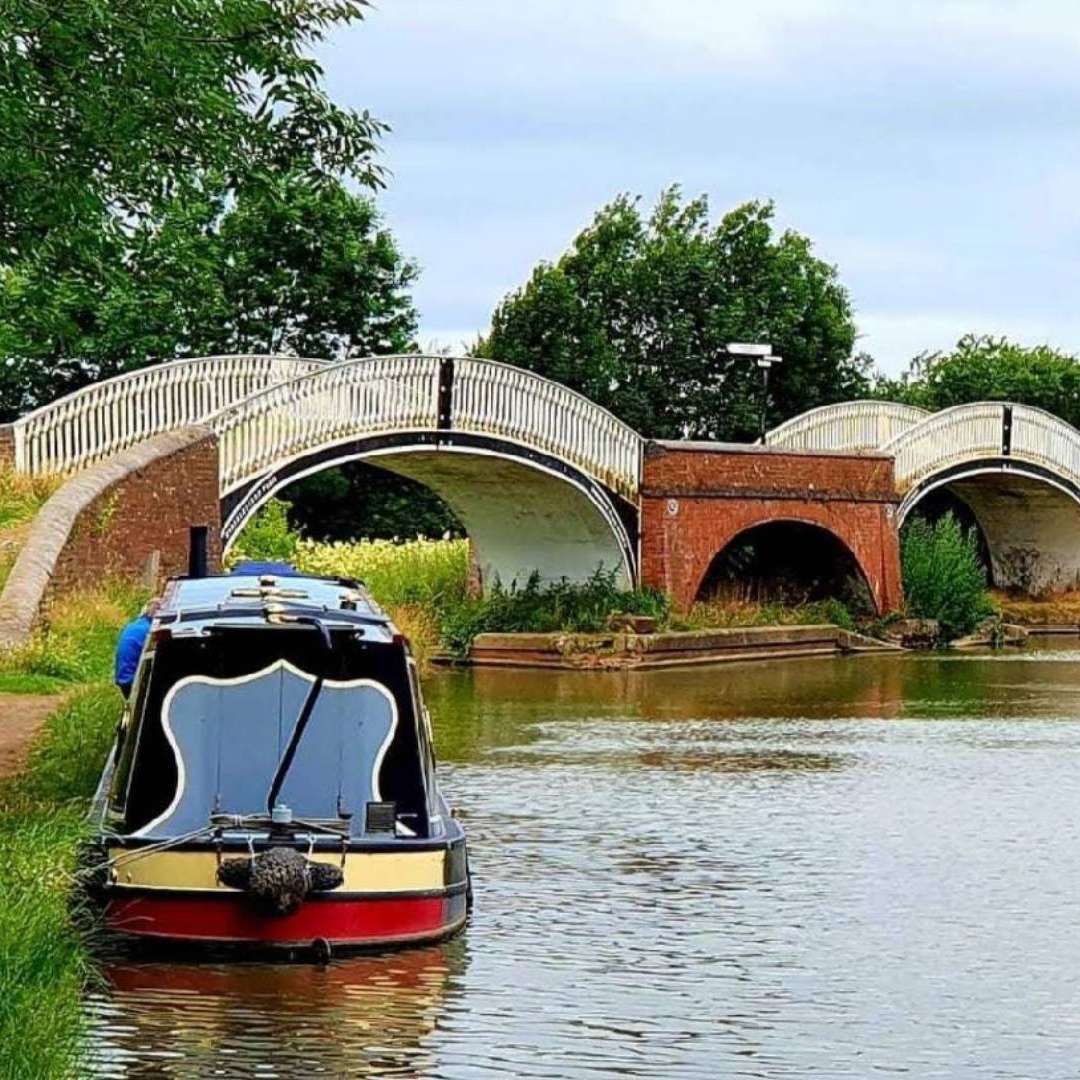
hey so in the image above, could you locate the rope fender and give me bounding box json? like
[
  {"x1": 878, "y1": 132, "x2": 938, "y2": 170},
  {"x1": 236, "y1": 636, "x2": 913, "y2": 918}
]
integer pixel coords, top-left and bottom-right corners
[{"x1": 217, "y1": 847, "x2": 344, "y2": 915}]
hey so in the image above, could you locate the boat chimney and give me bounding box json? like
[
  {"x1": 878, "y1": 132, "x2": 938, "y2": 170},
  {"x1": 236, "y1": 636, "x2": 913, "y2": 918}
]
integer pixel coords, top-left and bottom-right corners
[{"x1": 187, "y1": 525, "x2": 209, "y2": 578}]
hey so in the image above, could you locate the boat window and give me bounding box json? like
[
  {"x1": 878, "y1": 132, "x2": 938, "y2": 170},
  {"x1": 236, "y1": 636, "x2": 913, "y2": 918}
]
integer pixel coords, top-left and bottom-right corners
[{"x1": 107, "y1": 650, "x2": 156, "y2": 818}]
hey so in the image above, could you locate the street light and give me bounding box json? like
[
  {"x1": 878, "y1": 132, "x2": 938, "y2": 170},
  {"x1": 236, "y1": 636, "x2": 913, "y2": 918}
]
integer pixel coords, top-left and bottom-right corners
[{"x1": 726, "y1": 342, "x2": 783, "y2": 442}]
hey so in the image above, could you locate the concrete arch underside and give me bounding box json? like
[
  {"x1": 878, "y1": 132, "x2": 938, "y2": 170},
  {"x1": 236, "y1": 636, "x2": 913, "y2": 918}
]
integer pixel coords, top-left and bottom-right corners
[
  {"x1": 902, "y1": 460, "x2": 1080, "y2": 595},
  {"x1": 220, "y1": 432, "x2": 638, "y2": 591}
]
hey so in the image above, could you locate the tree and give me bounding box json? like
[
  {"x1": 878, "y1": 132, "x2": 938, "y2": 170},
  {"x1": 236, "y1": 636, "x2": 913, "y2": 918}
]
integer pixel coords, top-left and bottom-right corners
[
  {"x1": 479, "y1": 188, "x2": 869, "y2": 441},
  {"x1": 0, "y1": 178, "x2": 419, "y2": 418},
  {"x1": 877, "y1": 335, "x2": 1080, "y2": 429},
  {"x1": 0, "y1": 1, "x2": 399, "y2": 418},
  {"x1": 0, "y1": 1, "x2": 383, "y2": 256},
  {"x1": 285, "y1": 462, "x2": 463, "y2": 542}
]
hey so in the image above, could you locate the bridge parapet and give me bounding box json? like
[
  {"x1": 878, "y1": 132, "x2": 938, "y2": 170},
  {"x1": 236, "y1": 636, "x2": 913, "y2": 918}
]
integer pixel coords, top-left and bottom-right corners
[
  {"x1": 210, "y1": 354, "x2": 644, "y2": 501},
  {"x1": 883, "y1": 402, "x2": 1080, "y2": 510},
  {"x1": 12, "y1": 354, "x2": 327, "y2": 475},
  {"x1": 766, "y1": 400, "x2": 929, "y2": 452}
]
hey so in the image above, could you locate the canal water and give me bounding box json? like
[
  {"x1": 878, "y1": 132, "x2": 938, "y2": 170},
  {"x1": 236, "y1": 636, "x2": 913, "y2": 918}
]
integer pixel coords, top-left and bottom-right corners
[{"x1": 86, "y1": 641, "x2": 1080, "y2": 1078}]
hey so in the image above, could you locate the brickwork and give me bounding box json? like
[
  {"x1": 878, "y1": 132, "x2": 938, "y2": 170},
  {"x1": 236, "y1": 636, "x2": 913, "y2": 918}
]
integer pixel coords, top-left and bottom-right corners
[
  {"x1": 0, "y1": 428, "x2": 222, "y2": 646},
  {"x1": 46, "y1": 433, "x2": 222, "y2": 602},
  {"x1": 0, "y1": 425, "x2": 14, "y2": 470},
  {"x1": 640, "y1": 442, "x2": 903, "y2": 613}
]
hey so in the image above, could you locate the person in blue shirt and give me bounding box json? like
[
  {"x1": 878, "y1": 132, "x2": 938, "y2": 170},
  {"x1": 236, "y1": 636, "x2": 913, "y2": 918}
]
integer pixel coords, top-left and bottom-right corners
[{"x1": 114, "y1": 599, "x2": 160, "y2": 698}]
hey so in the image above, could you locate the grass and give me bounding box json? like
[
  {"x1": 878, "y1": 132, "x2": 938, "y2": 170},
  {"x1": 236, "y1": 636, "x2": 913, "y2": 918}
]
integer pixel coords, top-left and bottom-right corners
[
  {"x1": 990, "y1": 588, "x2": 1080, "y2": 627},
  {"x1": 0, "y1": 685, "x2": 122, "y2": 1080},
  {"x1": 0, "y1": 467, "x2": 62, "y2": 595},
  {"x1": 0, "y1": 579, "x2": 148, "y2": 686},
  {"x1": 0, "y1": 577, "x2": 143, "y2": 1077},
  {"x1": 677, "y1": 596, "x2": 857, "y2": 632}
]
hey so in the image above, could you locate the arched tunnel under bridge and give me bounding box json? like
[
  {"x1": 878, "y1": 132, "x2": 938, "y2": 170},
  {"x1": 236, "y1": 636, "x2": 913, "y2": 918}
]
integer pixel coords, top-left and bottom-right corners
[
  {"x1": 902, "y1": 464, "x2": 1080, "y2": 596},
  {"x1": 220, "y1": 434, "x2": 639, "y2": 591}
]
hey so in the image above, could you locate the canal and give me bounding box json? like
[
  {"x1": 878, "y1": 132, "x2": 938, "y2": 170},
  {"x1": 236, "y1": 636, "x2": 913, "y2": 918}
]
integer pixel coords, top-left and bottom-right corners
[{"x1": 86, "y1": 641, "x2": 1080, "y2": 1077}]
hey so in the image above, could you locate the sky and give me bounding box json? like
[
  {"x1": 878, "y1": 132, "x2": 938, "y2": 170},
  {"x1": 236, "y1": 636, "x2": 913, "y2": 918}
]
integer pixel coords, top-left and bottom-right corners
[{"x1": 318, "y1": 1, "x2": 1080, "y2": 376}]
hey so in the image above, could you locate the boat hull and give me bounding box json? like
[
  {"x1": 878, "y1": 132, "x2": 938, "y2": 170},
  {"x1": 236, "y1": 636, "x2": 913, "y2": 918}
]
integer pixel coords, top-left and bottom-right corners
[{"x1": 104, "y1": 889, "x2": 468, "y2": 948}]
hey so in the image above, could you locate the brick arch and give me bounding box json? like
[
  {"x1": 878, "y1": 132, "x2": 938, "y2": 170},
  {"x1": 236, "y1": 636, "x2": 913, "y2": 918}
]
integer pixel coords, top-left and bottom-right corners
[
  {"x1": 638, "y1": 443, "x2": 903, "y2": 614},
  {"x1": 687, "y1": 512, "x2": 879, "y2": 609}
]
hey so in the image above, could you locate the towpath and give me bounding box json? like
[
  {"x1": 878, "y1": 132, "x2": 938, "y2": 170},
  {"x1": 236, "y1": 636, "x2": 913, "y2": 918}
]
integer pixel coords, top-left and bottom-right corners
[{"x1": 0, "y1": 693, "x2": 67, "y2": 779}]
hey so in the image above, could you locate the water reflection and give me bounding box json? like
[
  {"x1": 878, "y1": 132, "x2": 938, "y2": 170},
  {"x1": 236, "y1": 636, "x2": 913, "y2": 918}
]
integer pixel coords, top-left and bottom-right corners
[
  {"x1": 86, "y1": 644, "x2": 1080, "y2": 1078},
  {"x1": 87, "y1": 941, "x2": 467, "y2": 1078}
]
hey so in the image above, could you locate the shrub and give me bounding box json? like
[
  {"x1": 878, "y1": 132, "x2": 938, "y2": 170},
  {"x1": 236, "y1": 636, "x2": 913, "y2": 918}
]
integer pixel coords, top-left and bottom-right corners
[
  {"x1": 901, "y1": 513, "x2": 993, "y2": 640},
  {"x1": 438, "y1": 569, "x2": 671, "y2": 657},
  {"x1": 227, "y1": 497, "x2": 299, "y2": 564}
]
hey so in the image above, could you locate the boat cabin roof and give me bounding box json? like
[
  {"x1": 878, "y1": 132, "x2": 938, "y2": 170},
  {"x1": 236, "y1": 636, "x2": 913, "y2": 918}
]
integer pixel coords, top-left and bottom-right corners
[{"x1": 156, "y1": 572, "x2": 396, "y2": 643}]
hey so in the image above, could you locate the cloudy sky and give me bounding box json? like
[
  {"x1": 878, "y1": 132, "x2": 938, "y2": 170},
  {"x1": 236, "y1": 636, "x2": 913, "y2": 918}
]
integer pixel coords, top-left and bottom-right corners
[{"x1": 318, "y1": 1, "x2": 1080, "y2": 375}]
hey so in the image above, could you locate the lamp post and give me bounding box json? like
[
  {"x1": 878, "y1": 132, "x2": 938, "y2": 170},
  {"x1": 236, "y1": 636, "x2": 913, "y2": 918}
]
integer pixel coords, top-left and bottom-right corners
[{"x1": 726, "y1": 342, "x2": 783, "y2": 442}]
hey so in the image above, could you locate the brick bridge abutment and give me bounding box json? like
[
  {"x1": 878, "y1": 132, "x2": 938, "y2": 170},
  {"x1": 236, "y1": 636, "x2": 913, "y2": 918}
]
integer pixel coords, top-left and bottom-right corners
[{"x1": 638, "y1": 441, "x2": 903, "y2": 614}]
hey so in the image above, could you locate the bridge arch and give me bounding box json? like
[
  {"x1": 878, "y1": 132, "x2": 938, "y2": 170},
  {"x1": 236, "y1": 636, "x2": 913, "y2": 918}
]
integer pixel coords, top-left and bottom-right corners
[
  {"x1": 676, "y1": 504, "x2": 888, "y2": 614},
  {"x1": 889, "y1": 403, "x2": 1080, "y2": 594},
  {"x1": 210, "y1": 355, "x2": 642, "y2": 589},
  {"x1": 694, "y1": 517, "x2": 875, "y2": 610}
]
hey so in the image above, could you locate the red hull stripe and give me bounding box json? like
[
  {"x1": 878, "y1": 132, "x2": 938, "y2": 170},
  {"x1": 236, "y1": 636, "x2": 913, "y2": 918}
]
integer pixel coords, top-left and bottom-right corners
[{"x1": 106, "y1": 892, "x2": 465, "y2": 946}]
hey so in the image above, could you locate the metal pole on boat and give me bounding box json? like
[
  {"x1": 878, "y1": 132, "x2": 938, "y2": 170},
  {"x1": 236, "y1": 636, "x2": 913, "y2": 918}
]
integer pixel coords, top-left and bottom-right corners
[{"x1": 188, "y1": 525, "x2": 209, "y2": 578}]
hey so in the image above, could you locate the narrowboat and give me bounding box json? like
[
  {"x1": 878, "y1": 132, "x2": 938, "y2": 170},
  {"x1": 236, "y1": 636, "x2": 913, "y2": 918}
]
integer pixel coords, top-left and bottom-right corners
[{"x1": 85, "y1": 570, "x2": 469, "y2": 952}]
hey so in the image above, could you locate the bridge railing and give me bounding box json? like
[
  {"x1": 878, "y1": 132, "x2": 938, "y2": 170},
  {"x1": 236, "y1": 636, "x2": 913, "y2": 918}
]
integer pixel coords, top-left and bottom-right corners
[
  {"x1": 451, "y1": 358, "x2": 642, "y2": 499},
  {"x1": 210, "y1": 354, "x2": 643, "y2": 499},
  {"x1": 884, "y1": 402, "x2": 1007, "y2": 491},
  {"x1": 1009, "y1": 404, "x2": 1080, "y2": 489},
  {"x1": 11, "y1": 355, "x2": 327, "y2": 475},
  {"x1": 765, "y1": 400, "x2": 930, "y2": 452},
  {"x1": 212, "y1": 355, "x2": 441, "y2": 492}
]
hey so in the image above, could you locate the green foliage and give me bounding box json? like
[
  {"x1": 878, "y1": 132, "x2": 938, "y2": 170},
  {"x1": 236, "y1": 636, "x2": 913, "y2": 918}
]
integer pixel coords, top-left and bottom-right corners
[
  {"x1": 901, "y1": 513, "x2": 993, "y2": 640},
  {"x1": 0, "y1": 2, "x2": 418, "y2": 418},
  {"x1": 876, "y1": 335, "x2": 1080, "y2": 428},
  {"x1": 0, "y1": 177, "x2": 418, "y2": 418},
  {"x1": 0, "y1": 1, "x2": 383, "y2": 256},
  {"x1": 228, "y1": 497, "x2": 300, "y2": 564},
  {"x1": 0, "y1": 580, "x2": 147, "y2": 685},
  {"x1": 285, "y1": 462, "x2": 462, "y2": 543},
  {"x1": 229, "y1": 498, "x2": 470, "y2": 606},
  {"x1": 0, "y1": 685, "x2": 123, "y2": 1079},
  {"x1": 438, "y1": 570, "x2": 671, "y2": 658},
  {"x1": 294, "y1": 536, "x2": 472, "y2": 609},
  {"x1": 480, "y1": 188, "x2": 869, "y2": 441}
]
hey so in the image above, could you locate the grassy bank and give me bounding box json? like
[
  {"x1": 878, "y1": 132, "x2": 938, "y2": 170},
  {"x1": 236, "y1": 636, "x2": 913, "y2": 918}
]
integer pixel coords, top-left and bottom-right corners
[
  {"x1": 0, "y1": 577, "x2": 142, "y2": 1078},
  {"x1": 0, "y1": 685, "x2": 122, "y2": 1079},
  {"x1": 0, "y1": 466, "x2": 61, "y2": 593}
]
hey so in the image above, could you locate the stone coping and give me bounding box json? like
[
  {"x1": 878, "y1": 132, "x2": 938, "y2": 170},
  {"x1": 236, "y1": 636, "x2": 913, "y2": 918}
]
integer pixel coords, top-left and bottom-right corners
[{"x1": 451, "y1": 624, "x2": 901, "y2": 670}]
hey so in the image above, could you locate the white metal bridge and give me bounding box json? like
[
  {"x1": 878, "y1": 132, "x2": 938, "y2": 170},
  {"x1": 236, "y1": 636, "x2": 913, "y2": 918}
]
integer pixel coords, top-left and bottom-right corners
[
  {"x1": 766, "y1": 399, "x2": 1080, "y2": 519},
  {"x1": 16, "y1": 360, "x2": 1080, "y2": 526},
  {"x1": 9, "y1": 354, "x2": 643, "y2": 584}
]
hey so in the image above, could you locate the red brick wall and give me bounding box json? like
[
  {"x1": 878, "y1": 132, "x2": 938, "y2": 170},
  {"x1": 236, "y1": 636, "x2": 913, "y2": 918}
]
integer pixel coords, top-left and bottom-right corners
[
  {"x1": 45, "y1": 433, "x2": 222, "y2": 603},
  {"x1": 640, "y1": 443, "x2": 903, "y2": 613},
  {"x1": 0, "y1": 426, "x2": 14, "y2": 469}
]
